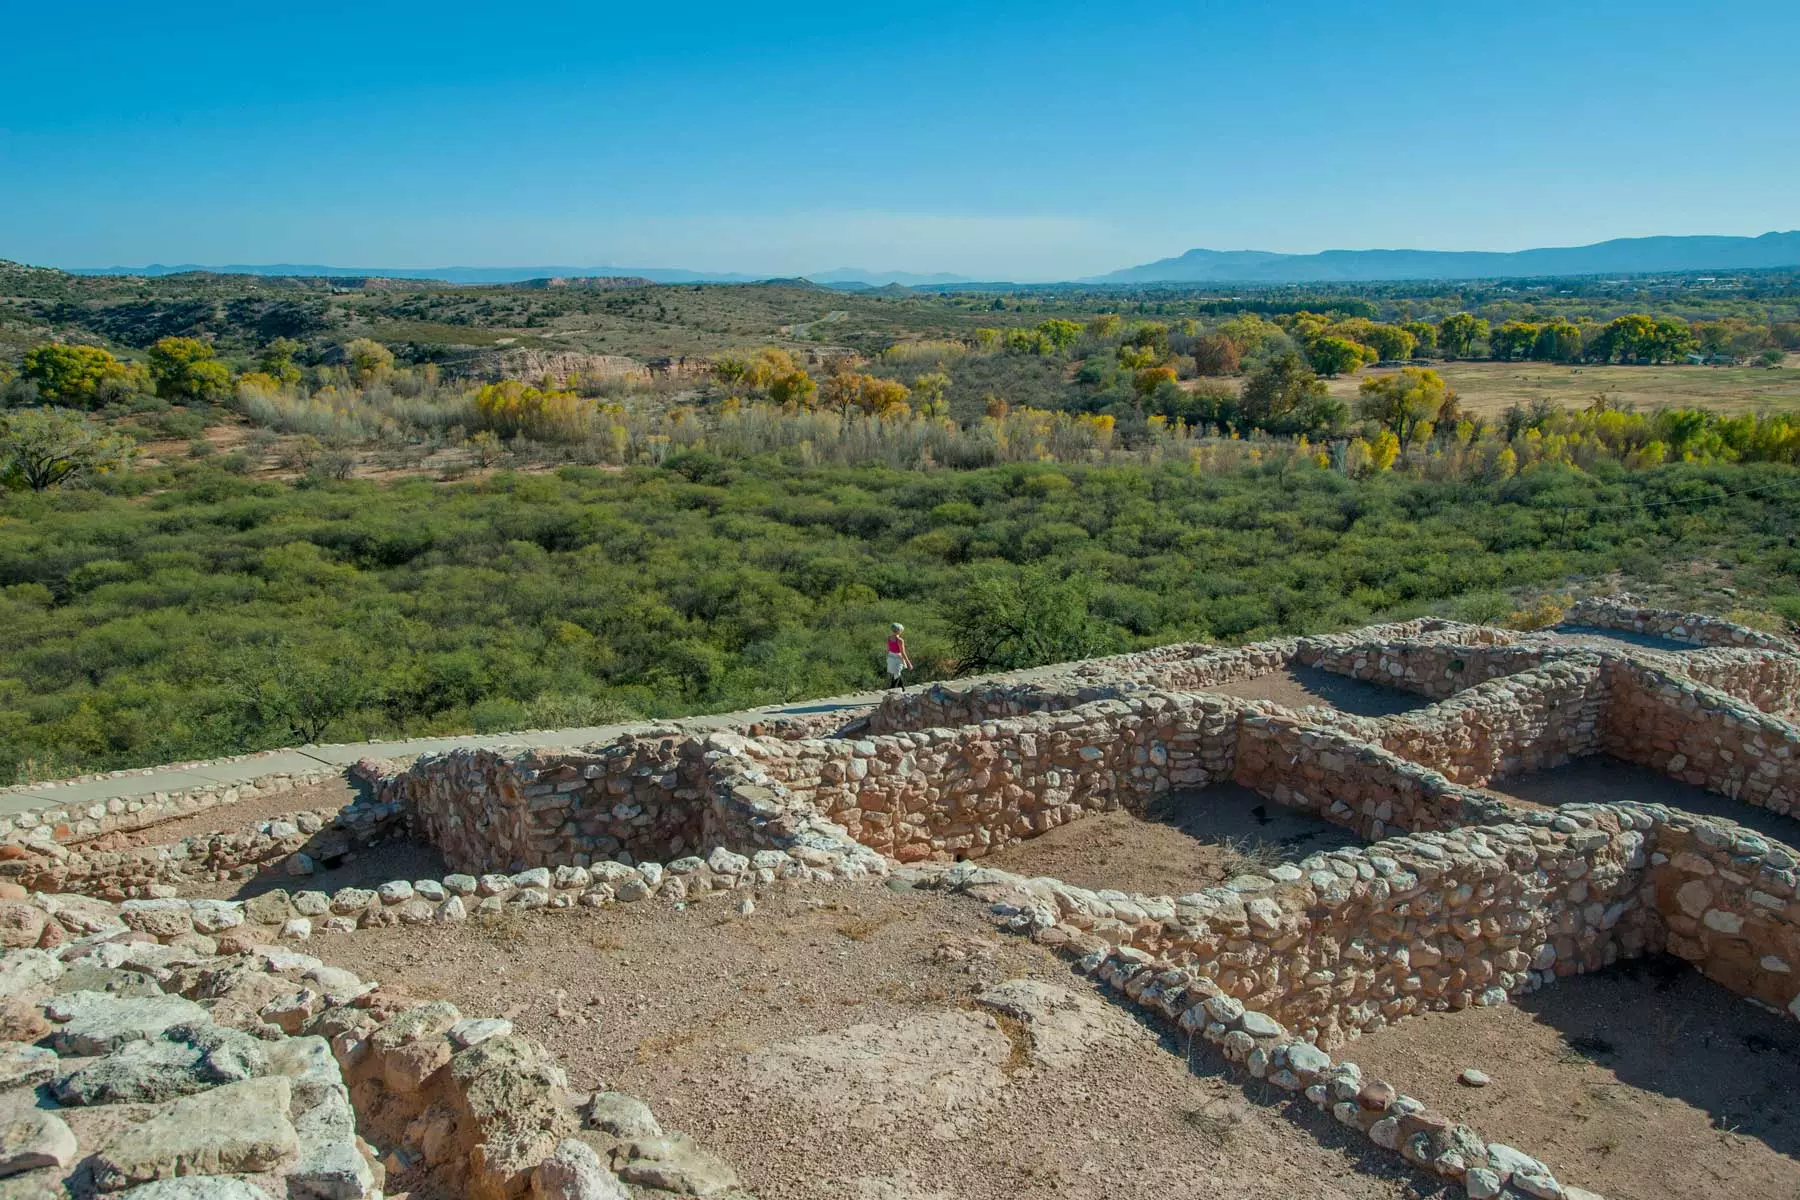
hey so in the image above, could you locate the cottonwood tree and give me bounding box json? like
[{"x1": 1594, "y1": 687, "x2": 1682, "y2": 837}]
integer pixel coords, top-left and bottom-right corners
[
  {"x1": 0, "y1": 408, "x2": 136, "y2": 491},
  {"x1": 1357, "y1": 367, "x2": 1456, "y2": 443},
  {"x1": 1437, "y1": 313, "x2": 1489, "y2": 359},
  {"x1": 147, "y1": 337, "x2": 232, "y2": 403},
  {"x1": 21, "y1": 344, "x2": 146, "y2": 406}
]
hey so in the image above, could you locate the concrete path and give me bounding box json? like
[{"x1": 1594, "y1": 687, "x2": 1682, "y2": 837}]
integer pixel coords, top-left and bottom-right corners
[{"x1": 0, "y1": 689, "x2": 895, "y2": 818}]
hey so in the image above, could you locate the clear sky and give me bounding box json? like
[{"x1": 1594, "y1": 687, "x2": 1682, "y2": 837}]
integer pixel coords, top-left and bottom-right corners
[{"x1": 3, "y1": 0, "x2": 1796, "y2": 280}]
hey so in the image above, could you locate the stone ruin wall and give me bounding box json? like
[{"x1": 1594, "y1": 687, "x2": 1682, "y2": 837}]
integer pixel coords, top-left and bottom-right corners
[
  {"x1": 741, "y1": 693, "x2": 1242, "y2": 863},
  {"x1": 362, "y1": 613, "x2": 1800, "y2": 1041},
  {"x1": 1232, "y1": 717, "x2": 1514, "y2": 842},
  {"x1": 1601, "y1": 659, "x2": 1800, "y2": 816},
  {"x1": 1568, "y1": 594, "x2": 1799, "y2": 653},
  {"x1": 1365, "y1": 658, "x2": 1610, "y2": 786},
  {"x1": 372, "y1": 739, "x2": 708, "y2": 875}
]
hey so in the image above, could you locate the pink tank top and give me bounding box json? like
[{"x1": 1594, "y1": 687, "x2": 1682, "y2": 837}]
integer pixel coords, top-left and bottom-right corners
[{"x1": 887, "y1": 636, "x2": 902, "y2": 654}]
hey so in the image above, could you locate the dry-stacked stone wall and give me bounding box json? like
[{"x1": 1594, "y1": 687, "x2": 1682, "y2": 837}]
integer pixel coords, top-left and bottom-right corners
[
  {"x1": 374, "y1": 739, "x2": 705, "y2": 873},
  {"x1": 1367, "y1": 658, "x2": 1609, "y2": 785},
  {"x1": 1642, "y1": 807, "x2": 1800, "y2": 1015},
  {"x1": 0, "y1": 765, "x2": 335, "y2": 848},
  {"x1": 1603, "y1": 659, "x2": 1800, "y2": 816},
  {"x1": 1567, "y1": 595, "x2": 1799, "y2": 652},
  {"x1": 1293, "y1": 637, "x2": 1552, "y2": 701},
  {"x1": 857, "y1": 679, "x2": 1119, "y2": 735},
  {"x1": 1671, "y1": 647, "x2": 1800, "y2": 715},
  {"x1": 1233, "y1": 717, "x2": 1514, "y2": 840},
  {"x1": 741, "y1": 693, "x2": 1242, "y2": 862}
]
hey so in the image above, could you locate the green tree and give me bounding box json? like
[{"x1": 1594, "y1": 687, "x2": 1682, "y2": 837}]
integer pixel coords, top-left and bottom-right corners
[
  {"x1": 1356, "y1": 367, "x2": 1454, "y2": 443},
  {"x1": 1307, "y1": 336, "x2": 1368, "y2": 378},
  {"x1": 1035, "y1": 319, "x2": 1083, "y2": 352},
  {"x1": 343, "y1": 338, "x2": 395, "y2": 381},
  {"x1": 1361, "y1": 323, "x2": 1418, "y2": 362},
  {"x1": 1532, "y1": 320, "x2": 1583, "y2": 363},
  {"x1": 20, "y1": 344, "x2": 142, "y2": 406},
  {"x1": 911, "y1": 371, "x2": 951, "y2": 418},
  {"x1": 1490, "y1": 321, "x2": 1541, "y2": 361},
  {"x1": 147, "y1": 337, "x2": 232, "y2": 402},
  {"x1": 1239, "y1": 351, "x2": 1345, "y2": 434},
  {"x1": 945, "y1": 568, "x2": 1120, "y2": 672},
  {"x1": 1437, "y1": 313, "x2": 1489, "y2": 359},
  {"x1": 0, "y1": 407, "x2": 136, "y2": 491},
  {"x1": 222, "y1": 637, "x2": 372, "y2": 745},
  {"x1": 1400, "y1": 320, "x2": 1438, "y2": 355},
  {"x1": 258, "y1": 337, "x2": 304, "y2": 385}
]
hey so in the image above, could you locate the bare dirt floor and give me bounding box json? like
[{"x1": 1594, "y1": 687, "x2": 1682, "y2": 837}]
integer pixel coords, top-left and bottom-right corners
[
  {"x1": 1485, "y1": 757, "x2": 1800, "y2": 850},
  {"x1": 1198, "y1": 665, "x2": 1430, "y2": 718},
  {"x1": 316, "y1": 882, "x2": 1442, "y2": 1200},
  {"x1": 982, "y1": 785, "x2": 1363, "y2": 896},
  {"x1": 1340, "y1": 955, "x2": 1800, "y2": 1200}
]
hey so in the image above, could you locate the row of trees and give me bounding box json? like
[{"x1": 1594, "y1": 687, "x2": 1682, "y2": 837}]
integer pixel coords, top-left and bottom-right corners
[{"x1": 13, "y1": 336, "x2": 401, "y2": 410}]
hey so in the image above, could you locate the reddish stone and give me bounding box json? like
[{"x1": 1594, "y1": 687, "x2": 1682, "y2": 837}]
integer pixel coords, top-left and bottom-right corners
[
  {"x1": 215, "y1": 929, "x2": 260, "y2": 956},
  {"x1": 35, "y1": 919, "x2": 66, "y2": 951},
  {"x1": 0, "y1": 998, "x2": 50, "y2": 1042},
  {"x1": 1356, "y1": 1080, "x2": 1396, "y2": 1112}
]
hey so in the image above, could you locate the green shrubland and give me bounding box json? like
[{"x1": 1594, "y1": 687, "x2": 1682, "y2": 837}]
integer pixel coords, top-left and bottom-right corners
[{"x1": 2, "y1": 453, "x2": 1797, "y2": 780}]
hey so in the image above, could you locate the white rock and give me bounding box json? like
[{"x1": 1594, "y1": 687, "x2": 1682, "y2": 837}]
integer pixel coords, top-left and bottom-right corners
[
  {"x1": 449, "y1": 1018, "x2": 513, "y2": 1049},
  {"x1": 376, "y1": 881, "x2": 414, "y2": 905}
]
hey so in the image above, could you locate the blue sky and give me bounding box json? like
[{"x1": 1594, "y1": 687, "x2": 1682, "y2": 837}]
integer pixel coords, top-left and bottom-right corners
[{"x1": 3, "y1": 0, "x2": 1796, "y2": 280}]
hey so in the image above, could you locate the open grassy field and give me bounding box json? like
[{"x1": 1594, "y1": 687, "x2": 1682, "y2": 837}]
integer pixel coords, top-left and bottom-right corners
[{"x1": 1330, "y1": 356, "x2": 1800, "y2": 417}]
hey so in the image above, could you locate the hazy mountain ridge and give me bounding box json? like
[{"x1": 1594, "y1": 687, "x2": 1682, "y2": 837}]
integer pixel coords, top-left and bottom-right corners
[
  {"x1": 1090, "y1": 232, "x2": 1800, "y2": 284},
  {"x1": 63, "y1": 263, "x2": 975, "y2": 287},
  {"x1": 50, "y1": 231, "x2": 1800, "y2": 288}
]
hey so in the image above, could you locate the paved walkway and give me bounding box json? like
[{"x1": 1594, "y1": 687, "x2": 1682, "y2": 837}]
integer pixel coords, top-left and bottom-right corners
[{"x1": 0, "y1": 690, "x2": 896, "y2": 818}]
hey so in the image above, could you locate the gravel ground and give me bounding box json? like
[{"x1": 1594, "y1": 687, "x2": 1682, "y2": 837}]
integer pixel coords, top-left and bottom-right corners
[
  {"x1": 1341, "y1": 955, "x2": 1800, "y2": 1200},
  {"x1": 1198, "y1": 666, "x2": 1430, "y2": 717},
  {"x1": 983, "y1": 786, "x2": 1362, "y2": 896},
  {"x1": 316, "y1": 882, "x2": 1436, "y2": 1200}
]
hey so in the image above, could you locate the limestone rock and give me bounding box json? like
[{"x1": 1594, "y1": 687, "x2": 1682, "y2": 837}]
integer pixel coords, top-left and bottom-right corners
[
  {"x1": 244, "y1": 892, "x2": 293, "y2": 926},
  {"x1": 533, "y1": 1137, "x2": 629, "y2": 1200},
  {"x1": 0, "y1": 1110, "x2": 77, "y2": 1177},
  {"x1": 45, "y1": 992, "x2": 210, "y2": 1056},
  {"x1": 118, "y1": 1180, "x2": 276, "y2": 1199},
  {"x1": 290, "y1": 1087, "x2": 377, "y2": 1200},
  {"x1": 54, "y1": 1022, "x2": 268, "y2": 1106},
  {"x1": 0, "y1": 906, "x2": 47, "y2": 952},
  {"x1": 584, "y1": 1092, "x2": 661, "y2": 1139},
  {"x1": 449, "y1": 1018, "x2": 513, "y2": 1049},
  {"x1": 91, "y1": 1076, "x2": 299, "y2": 1190},
  {"x1": 0, "y1": 1044, "x2": 57, "y2": 1093},
  {"x1": 616, "y1": 1134, "x2": 740, "y2": 1197},
  {"x1": 0, "y1": 950, "x2": 63, "y2": 999}
]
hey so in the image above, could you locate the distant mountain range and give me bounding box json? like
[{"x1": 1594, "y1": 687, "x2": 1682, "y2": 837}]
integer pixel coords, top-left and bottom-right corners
[
  {"x1": 63, "y1": 263, "x2": 767, "y2": 285},
  {"x1": 1088, "y1": 231, "x2": 1800, "y2": 284},
  {"x1": 55, "y1": 231, "x2": 1800, "y2": 288},
  {"x1": 62, "y1": 263, "x2": 975, "y2": 288}
]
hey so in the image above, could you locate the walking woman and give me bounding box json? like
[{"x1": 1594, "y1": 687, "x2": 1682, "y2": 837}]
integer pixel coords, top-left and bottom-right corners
[{"x1": 886, "y1": 622, "x2": 913, "y2": 689}]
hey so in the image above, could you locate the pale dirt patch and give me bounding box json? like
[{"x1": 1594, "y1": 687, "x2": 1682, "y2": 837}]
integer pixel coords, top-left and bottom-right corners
[
  {"x1": 1339, "y1": 956, "x2": 1800, "y2": 1200},
  {"x1": 314, "y1": 883, "x2": 1429, "y2": 1200},
  {"x1": 1198, "y1": 665, "x2": 1429, "y2": 717},
  {"x1": 981, "y1": 788, "x2": 1361, "y2": 898}
]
